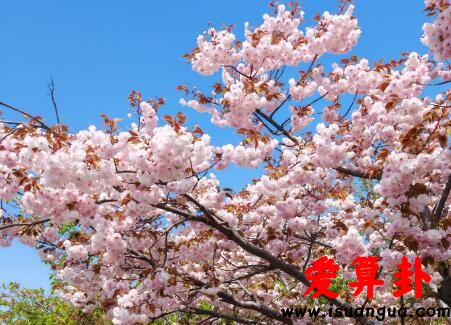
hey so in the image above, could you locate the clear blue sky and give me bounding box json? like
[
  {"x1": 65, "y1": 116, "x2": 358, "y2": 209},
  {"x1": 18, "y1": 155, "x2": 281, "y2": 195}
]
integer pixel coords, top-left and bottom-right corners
[{"x1": 0, "y1": 0, "x2": 429, "y2": 291}]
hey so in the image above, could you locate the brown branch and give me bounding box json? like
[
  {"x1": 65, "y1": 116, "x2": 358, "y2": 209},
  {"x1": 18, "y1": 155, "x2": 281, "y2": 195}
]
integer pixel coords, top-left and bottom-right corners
[
  {"x1": 289, "y1": 232, "x2": 332, "y2": 249},
  {"x1": 0, "y1": 125, "x2": 19, "y2": 144},
  {"x1": 125, "y1": 239, "x2": 288, "y2": 323},
  {"x1": 126, "y1": 249, "x2": 156, "y2": 268},
  {"x1": 334, "y1": 166, "x2": 382, "y2": 180},
  {"x1": 0, "y1": 120, "x2": 38, "y2": 127},
  {"x1": 271, "y1": 54, "x2": 319, "y2": 119},
  {"x1": 254, "y1": 113, "x2": 281, "y2": 135},
  {"x1": 153, "y1": 203, "x2": 198, "y2": 220},
  {"x1": 156, "y1": 200, "x2": 374, "y2": 325},
  {"x1": 270, "y1": 94, "x2": 292, "y2": 119},
  {"x1": 340, "y1": 91, "x2": 358, "y2": 120},
  {"x1": 433, "y1": 174, "x2": 451, "y2": 225},
  {"x1": 47, "y1": 76, "x2": 61, "y2": 124},
  {"x1": 419, "y1": 80, "x2": 451, "y2": 87},
  {"x1": 438, "y1": 263, "x2": 451, "y2": 309},
  {"x1": 150, "y1": 308, "x2": 256, "y2": 324},
  {"x1": 161, "y1": 220, "x2": 185, "y2": 268},
  {"x1": 186, "y1": 308, "x2": 256, "y2": 324},
  {"x1": 182, "y1": 194, "x2": 225, "y2": 223},
  {"x1": 188, "y1": 276, "x2": 291, "y2": 324},
  {"x1": 302, "y1": 237, "x2": 315, "y2": 272},
  {"x1": 0, "y1": 101, "x2": 50, "y2": 130},
  {"x1": 0, "y1": 218, "x2": 50, "y2": 231}
]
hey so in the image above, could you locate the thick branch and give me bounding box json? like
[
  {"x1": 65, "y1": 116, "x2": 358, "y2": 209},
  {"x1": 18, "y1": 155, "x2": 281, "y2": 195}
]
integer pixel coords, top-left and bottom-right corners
[
  {"x1": 156, "y1": 202, "x2": 374, "y2": 325},
  {"x1": 255, "y1": 109, "x2": 299, "y2": 144},
  {"x1": 341, "y1": 91, "x2": 358, "y2": 120},
  {"x1": 433, "y1": 174, "x2": 451, "y2": 224},
  {"x1": 188, "y1": 276, "x2": 291, "y2": 324},
  {"x1": 126, "y1": 249, "x2": 156, "y2": 268},
  {"x1": 438, "y1": 263, "x2": 451, "y2": 309},
  {"x1": 334, "y1": 166, "x2": 382, "y2": 180},
  {"x1": 223, "y1": 65, "x2": 253, "y2": 80}
]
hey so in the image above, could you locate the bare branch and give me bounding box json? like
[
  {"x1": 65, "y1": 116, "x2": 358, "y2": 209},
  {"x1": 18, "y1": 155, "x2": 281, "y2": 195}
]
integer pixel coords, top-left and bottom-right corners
[
  {"x1": 223, "y1": 65, "x2": 253, "y2": 80},
  {"x1": 335, "y1": 166, "x2": 382, "y2": 180},
  {"x1": 340, "y1": 91, "x2": 358, "y2": 120},
  {"x1": 47, "y1": 76, "x2": 61, "y2": 124},
  {"x1": 0, "y1": 101, "x2": 50, "y2": 130},
  {"x1": 126, "y1": 249, "x2": 156, "y2": 268},
  {"x1": 0, "y1": 218, "x2": 50, "y2": 231},
  {"x1": 433, "y1": 174, "x2": 451, "y2": 224},
  {"x1": 255, "y1": 109, "x2": 299, "y2": 144}
]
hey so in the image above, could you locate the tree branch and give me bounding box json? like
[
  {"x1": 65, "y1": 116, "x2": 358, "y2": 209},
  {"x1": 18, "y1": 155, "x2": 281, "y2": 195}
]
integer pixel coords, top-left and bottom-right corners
[
  {"x1": 0, "y1": 218, "x2": 50, "y2": 231},
  {"x1": 47, "y1": 76, "x2": 61, "y2": 124},
  {"x1": 334, "y1": 166, "x2": 382, "y2": 180},
  {"x1": 156, "y1": 200, "x2": 375, "y2": 325},
  {"x1": 188, "y1": 276, "x2": 291, "y2": 324},
  {"x1": 0, "y1": 101, "x2": 50, "y2": 130}
]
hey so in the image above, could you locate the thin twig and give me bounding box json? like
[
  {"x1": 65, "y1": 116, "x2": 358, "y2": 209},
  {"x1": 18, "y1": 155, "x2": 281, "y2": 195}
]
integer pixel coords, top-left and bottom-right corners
[
  {"x1": 47, "y1": 76, "x2": 61, "y2": 124},
  {"x1": 0, "y1": 101, "x2": 50, "y2": 130},
  {"x1": 255, "y1": 109, "x2": 299, "y2": 144},
  {"x1": 341, "y1": 91, "x2": 358, "y2": 120}
]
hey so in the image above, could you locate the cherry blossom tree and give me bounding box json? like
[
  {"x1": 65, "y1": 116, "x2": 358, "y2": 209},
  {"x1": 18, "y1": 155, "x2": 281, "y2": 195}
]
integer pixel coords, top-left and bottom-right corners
[{"x1": 0, "y1": 1, "x2": 449, "y2": 324}]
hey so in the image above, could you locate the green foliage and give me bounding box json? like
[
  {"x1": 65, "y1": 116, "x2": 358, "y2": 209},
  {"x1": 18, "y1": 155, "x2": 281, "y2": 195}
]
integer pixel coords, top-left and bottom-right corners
[
  {"x1": 0, "y1": 281, "x2": 216, "y2": 325},
  {"x1": 353, "y1": 178, "x2": 380, "y2": 206},
  {"x1": 58, "y1": 221, "x2": 78, "y2": 236},
  {"x1": 306, "y1": 275, "x2": 349, "y2": 306},
  {"x1": 0, "y1": 282, "x2": 110, "y2": 325}
]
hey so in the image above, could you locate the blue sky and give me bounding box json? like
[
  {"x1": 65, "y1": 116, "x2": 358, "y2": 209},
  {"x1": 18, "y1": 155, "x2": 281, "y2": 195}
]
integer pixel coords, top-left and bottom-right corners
[{"x1": 0, "y1": 0, "x2": 430, "y2": 291}]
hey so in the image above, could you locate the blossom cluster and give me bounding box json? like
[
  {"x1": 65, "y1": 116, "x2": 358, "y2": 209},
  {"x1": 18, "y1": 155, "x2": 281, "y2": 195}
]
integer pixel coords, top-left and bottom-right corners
[{"x1": 421, "y1": 0, "x2": 451, "y2": 60}]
